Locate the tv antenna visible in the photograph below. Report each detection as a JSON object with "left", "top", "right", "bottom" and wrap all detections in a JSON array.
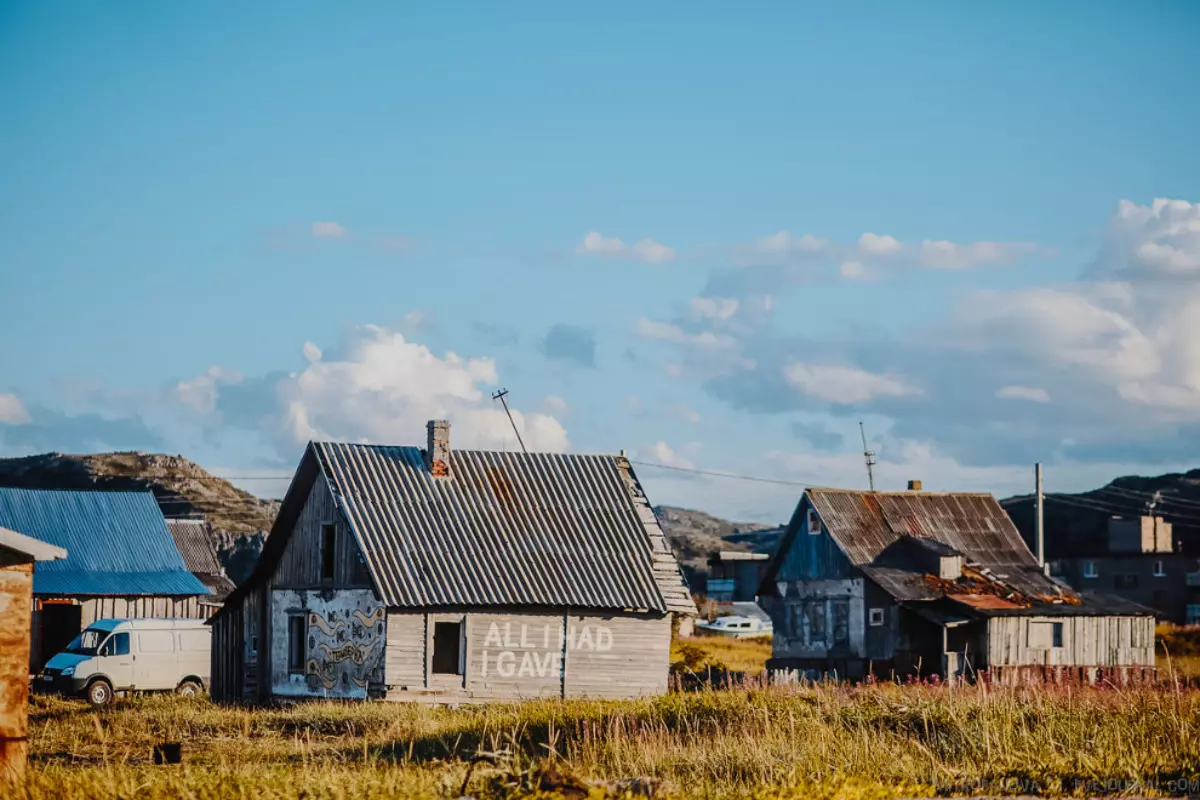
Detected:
[
  {"left": 859, "top": 421, "right": 876, "bottom": 492},
  {"left": 491, "top": 388, "right": 527, "bottom": 453}
]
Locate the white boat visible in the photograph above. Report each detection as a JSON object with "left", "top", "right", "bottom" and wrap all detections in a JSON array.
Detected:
[{"left": 694, "top": 614, "right": 773, "bottom": 639}]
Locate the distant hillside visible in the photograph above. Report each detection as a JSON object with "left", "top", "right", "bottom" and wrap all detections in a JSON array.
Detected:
[
  {"left": 1005, "top": 469, "right": 1200, "bottom": 558},
  {"left": 0, "top": 451, "right": 277, "bottom": 583},
  {"left": 653, "top": 505, "right": 785, "bottom": 587}
]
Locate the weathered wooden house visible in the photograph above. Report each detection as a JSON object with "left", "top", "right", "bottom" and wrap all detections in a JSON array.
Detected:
[
  {"left": 209, "top": 420, "right": 695, "bottom": 704},
  {"left": 166, "top": 518, "right": 237, "bottom": 609},
  {"left": 760, "top": 486, "right": 1156, "bottom": 683},
  {"left": 0, "top": 526, "right": 65, "bottom": 781},
  {"left": 0, "top": 488, "right": 211, "bottom": 671}
]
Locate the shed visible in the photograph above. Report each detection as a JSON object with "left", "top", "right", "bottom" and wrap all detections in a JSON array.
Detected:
[
  {"left": 0, "top": 526, "right": 66, "bottom": 782},
  {"left": 0, "top": 488, "right": 211, "bottom": 672},
  {"left": 760, "top": 486, "right": 1157, "bottom": 683},
  {"left": 166, "top": 518, "right": 237, "bottom": 606},
  {"left": 209, "top": 420, "right": 695, "bottom": 704}
]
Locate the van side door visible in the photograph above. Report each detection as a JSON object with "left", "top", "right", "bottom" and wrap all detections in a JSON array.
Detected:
[
  {"left": 133, "top": 630, "right": 178, "bottom": 690},
  {"left": 96, "top": 632, "right": 134, "bottom": 689},
  {"left": 177, "top": 628, "right": 211, "bottom": 683}
]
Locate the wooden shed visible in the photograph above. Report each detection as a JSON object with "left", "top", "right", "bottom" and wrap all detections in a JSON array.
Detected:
[
  {"left": 209, "top": 420, "right": 695, "bottom": 704},
  {"left": 0, "top": 526, "right": 66, "bottom": 783},
  {"left": 0, "top": 488, "right": 212, "bottom": 672},
  {"left": 760, "top": 487, "right": 1157, "bottom": 683}
]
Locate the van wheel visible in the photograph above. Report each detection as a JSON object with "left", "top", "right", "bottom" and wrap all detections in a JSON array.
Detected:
[
  {"left": 176, "top": 679, "right": 203, "bottom": 698},
  {"left": 86, "top": 679, "right": 113, "bottom": 707}
]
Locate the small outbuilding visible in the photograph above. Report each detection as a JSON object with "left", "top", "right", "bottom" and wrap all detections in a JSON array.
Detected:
[
  {"left": 0, "top": 488, "right": 211, "bottom": 672},
  {"left": 0, "top": 526, "right": 66, "bottom": 783},
  {"left": 166, "top": 518, "right": 237, "bottom": 610},
  {"left": 760, "top": 486, "right": 1157, "bottom": 683},
  {"left": 209, "top": 420, "right": 695, "bottom": 704}
]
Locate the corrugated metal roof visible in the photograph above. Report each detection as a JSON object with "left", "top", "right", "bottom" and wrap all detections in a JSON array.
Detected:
[
  {"left": 0, "top": 488, "right": 209, "bottom": 597},
  {"left": 312, "top": 442, "right": 694, "bottom": 613},
  {"left": 166, "top": 519, "right": 225, "bottom": 575}
]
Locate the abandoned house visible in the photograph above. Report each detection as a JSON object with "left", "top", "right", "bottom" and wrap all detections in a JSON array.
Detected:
[
  {"left": 166, "top": 518, "right": 237, "bottom": 609},
  {"left": 759, "top": 485, "right": 1157, "bottom": 683},
  {"left": 1049, "top": 515, "right": 1197, "bottom": 623},
  {"left": 0, "top": 488, "right": 211, "bottom": 672},
  {"left": 208, "top": 420, "right": 696, "bottom": 704}
]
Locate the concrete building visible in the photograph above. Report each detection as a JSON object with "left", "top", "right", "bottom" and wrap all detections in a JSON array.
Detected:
[
  {"left": 0, "top": 526, "right": 65, "bottom": 783},
  {"left": 760, "top": 486, "right": 1156, "bottom": 683},
  {"left": 209, "top": 420, "right": 695, "bottom": 704},
  {"left": 1050, "top": 516, "right": 1196, "bottom": 623},
  {"left": 0, "top": 488, "right": 211, "bottom": 672}
]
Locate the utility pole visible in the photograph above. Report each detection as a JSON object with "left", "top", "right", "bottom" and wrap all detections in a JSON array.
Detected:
[
  {"left": 491, "top": 389, "right": 527, "bottom": 453},
  {"left": 859, "top": 422, "right": 876, "bottom": 492},
  {"left": 1035, "top": 462, "right": 1046, "bottom": 575}
]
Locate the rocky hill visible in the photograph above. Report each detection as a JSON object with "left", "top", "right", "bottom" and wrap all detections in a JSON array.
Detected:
[
  {"left": 653, "top": 505, "right": 784, "bottom": 586},
  {"left": 0, "top": 451, "right": 276, "bottom": 583}
]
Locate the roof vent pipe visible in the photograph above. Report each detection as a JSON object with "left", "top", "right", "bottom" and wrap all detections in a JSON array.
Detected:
[
  {"left": 907, "top": 480, "right": 923, "bottom": 491},
  {"left": 426, "top": 420, "right": 451, "bottom": 478}
]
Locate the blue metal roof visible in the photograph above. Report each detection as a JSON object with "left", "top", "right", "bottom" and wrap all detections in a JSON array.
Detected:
[{"left": 0, "top": 487, "right": 210, "bottom": 597}]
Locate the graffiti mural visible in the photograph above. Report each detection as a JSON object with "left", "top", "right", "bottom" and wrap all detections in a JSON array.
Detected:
[{"left": 271, "top": 589, "right": 385, "bottom": 698}]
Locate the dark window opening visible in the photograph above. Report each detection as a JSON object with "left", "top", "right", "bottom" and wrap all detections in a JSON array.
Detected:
[
  {"left": 100, "top": 632, "right": 130, "bottom": 657},
  {"left": 321, "top": 523, "right": 336, "bottom": 582},
  {"left": 1114, "top": 574, "right": 1139, "bottom": 590},
  {"left": 832, "top": 600, "right": 849, "bottom": 645},
  {"left": 807, "top": 602, "right": 826, "bottom": 645},
  {"left": 432, "top": 621, "right": 462, "bottom": 675},
  {"left": 1051, "top": 622, "right": 1064, "bottom": 649},
  {"left": 288, "top": 616, "right": 306, "bottom": 673}
]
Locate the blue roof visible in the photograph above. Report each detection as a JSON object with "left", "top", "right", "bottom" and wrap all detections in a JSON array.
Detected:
[{"left": 0, "top": 488, "right": 210, "bottom": 597}]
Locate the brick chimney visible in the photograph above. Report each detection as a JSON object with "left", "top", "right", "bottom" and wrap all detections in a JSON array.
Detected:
[
  {"left": 426, "top": 419, "right": 451, "bottom": 477},
  {"left": 907, "top": 479, "right": 923, "bottom": 491}
]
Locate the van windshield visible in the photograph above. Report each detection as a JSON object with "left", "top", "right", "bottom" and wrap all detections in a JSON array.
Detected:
[{"left": 65, "top": 628, "right": 108, "bottom": 656}]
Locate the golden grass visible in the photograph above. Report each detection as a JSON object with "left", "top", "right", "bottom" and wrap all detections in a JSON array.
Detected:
[
  {"left": 671, "top": 635, "right": 773, "bottom": 674},
  {"left": 16, "top": 678, "right": 1200, "bottom": 799}
]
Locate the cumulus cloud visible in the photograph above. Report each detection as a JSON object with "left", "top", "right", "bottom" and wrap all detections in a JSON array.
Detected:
[
  {"left": 542, "top": 324, "right": 597, "bottom": 367},
  {"left": 173, "top": 368, "right": 244, "bottom": 415},
  {"left": 542, "top": 395, "right": 568, "bottom": 414},
  {"left": 858, "top": 233, "right": 902, "bottom": 256},
  {"left": 0, "top": 394, "right": 31, "bottom": 426},
  {"left": 918, "top": 239, "right": 1036, "bottom": 269},
  {"left": 575, "top": 232, "right": 676, "bottom": 264},
  {"left": 635, "top": 318, "right": 736, "bottom": 349},
  {"left": 757, "top": 231, "right": 828, "bottom": 256},
  {"left": 1093, "top": 198, "right": 1200, "bottom": 279},
  {"left": 689, "top": 296, "right": 740, "bottom": 322},
  {"left": 783, "top": 363, "right": 922, "bottom": 405},
  {"left": 996, "top": 385, "right": 1051, "bottom": 403},
  {"left": 641, "top": 440, "right": 695, "bottom": 470},
  {"left": 311, "top": 221, "right": 348, "bottom": 239}
]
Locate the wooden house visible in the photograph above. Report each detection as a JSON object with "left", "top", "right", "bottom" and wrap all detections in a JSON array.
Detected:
[
  {"left": 166, "top": 518, "right": 237, "bottom": 610},
  {"left": 0, "top": 488, "right": 212, "bottom": 672},
  {"left": 760, "top": 486, "right": 1156, "bottom": 683},
  {"left": 0, "top": 526, "right": 65, "bottom": 782},
  {"left": 209, "top": 420, "right": 695, "bottom": 704}
]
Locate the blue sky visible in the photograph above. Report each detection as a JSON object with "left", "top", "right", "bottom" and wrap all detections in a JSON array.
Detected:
[{"left": 2, "top": 2, "right": 1199, "bottom": 521}]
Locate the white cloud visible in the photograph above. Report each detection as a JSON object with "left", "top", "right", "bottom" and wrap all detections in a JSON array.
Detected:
[
  {"left": 918, "top": 239, "right": 1035, "bottom": 269},
  {"left": 0, "top": 394, "right": 31, "bottom": 426},
  {"left": 642, "top": 440, "right": 695, "bottom": 470},
  {"left": 858, "top": 233, "right": 902, "bottom": 256},
  {"left": 635, "top": 318, "right": 736, "bottom": 349},
  {"left": 271, "top": 325, "right": 569, "bottom": 452},
  {"left": 996, "top": 385, "right": 1051, "bottom": 403},
  {"left": 839, "top": 260, "right": 868, "bottom": 280},
  {"left": 1097, "top": 198, "right": 1200, "bottom": 278},
  {"left": 302, "top": 342, "right": 323, "bottom": 364},
  {"left": 575, "top": 232, "right": 676, "bottom": 264},
  {"left": 173, "top": 367, "right": 244, "bottom": 415},
  {"left": 783, "top": 362, "right": 921, "bottom": 405},
  {"left": 757, "top": 231, "right": 828, "bottom": 256},
  {"left": 541, "top": 395, "right": 568, "bottom": 414},
  {"left": 689, "top": 296, "right": 740, "bottom": 321},
  {"left": 311, "top": 221, "right": 348, "bottom": 239}
]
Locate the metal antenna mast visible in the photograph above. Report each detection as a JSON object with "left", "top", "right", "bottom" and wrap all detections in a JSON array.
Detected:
[
  {"left": 491, "top": 388, "right": 527, "bottom": 453},
  {"left": 859, "top": 421, "right": 876, "bottom": 492}
]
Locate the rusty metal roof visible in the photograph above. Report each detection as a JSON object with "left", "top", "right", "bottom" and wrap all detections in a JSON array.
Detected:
[
  {"left": 950, "top": 593, "right": 1021, "bottom": 610},
  {"left": 166, "top": 519, "right": 224, "bottom": 576},
  {"left": 219, "top": 442, "right": 695, "bottom": 615},
  {"left": 807, "top": 489, "right": 1038, "bottom": 568}
]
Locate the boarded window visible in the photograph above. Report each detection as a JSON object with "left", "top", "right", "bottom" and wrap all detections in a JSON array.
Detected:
[
  {"left": 432, "top": 621, "right": 462, "bottom": 675},
  {"left": 100, "top": 632, "right": 129, "bottom": 656},
  {"left": 806, "top": 602, "right": 826, "bottom": 645},
  {"left": 1028, "top": 621, "right": 1053, "bottom": 649},
  {"left": 868, "top": 607, "right": 885, "bottom": 627},
  {"left": 321, "top": 523, "right": 336, "bottom": 582},
  {"left": 179, "top": 630, "right": 210, "bottom": 652},
  {"left": 832, "top": 600, "right": 850, "bottom": 645},
  {"left": 139, "top": 631, "right": 175, "bottom": 653},
  {"left": 287, "top": 615, "right": 306, "bottom": 673}
]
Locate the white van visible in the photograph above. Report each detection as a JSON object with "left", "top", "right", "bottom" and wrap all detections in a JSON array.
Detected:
[{"left": 37, "top": 618, "right": 211, "bottom": 706}]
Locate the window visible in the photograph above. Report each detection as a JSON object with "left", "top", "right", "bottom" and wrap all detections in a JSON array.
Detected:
[
  {"left": 321, "top": 523, "right": 336, "bottom": 582},
  {"left": 432, "top": 621, "right": 463, "bottom": 675},
  {"left": 1154, "top": 560, "right": 1166, "bottom": 577},
  {"left": 100, "top": 632, "right": 129, "bottom": 657},
  {"left": 832, "top": 600, "right": 850, "bottom": 645},
  {"left": 139, "top": 631, "right": 175, "bottom": 653},
  {"left": 1083, "top": 561, "right": 1098, "bottom": 579},
  {"left": 287, "top": 615, "right": 306, "bottom": 673},
  {"left": 250, "top": 635, "right": 258, "bottom": 655},
  {"left": 868, "top": 607, "right": 885, "bottom": 627},
  {"left": 807, "top": 509, "right": 821, "bottom": 535},
  {"left": 1051, "top": 622, "right": 1064, "bottom": 649},
  {"left": 806, "top": 602, "right": 826, "bottom": 645},
  {"left": 1114, "top": 574, "right": 1139, "bottom": 590}
]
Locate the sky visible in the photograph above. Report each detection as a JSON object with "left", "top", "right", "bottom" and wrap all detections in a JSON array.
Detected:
[{"left": 2, "top": 2, "right": 1200, "bottom": 522}]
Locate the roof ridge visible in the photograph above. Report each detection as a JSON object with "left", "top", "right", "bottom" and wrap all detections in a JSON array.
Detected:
[{"left": 310, "top": 441, "right": 624, "bottom": 459}]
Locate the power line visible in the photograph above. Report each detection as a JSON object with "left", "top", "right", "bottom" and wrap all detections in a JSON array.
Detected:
[{"left": 627, "top": 459, "right": 810, "bottom": 487}]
